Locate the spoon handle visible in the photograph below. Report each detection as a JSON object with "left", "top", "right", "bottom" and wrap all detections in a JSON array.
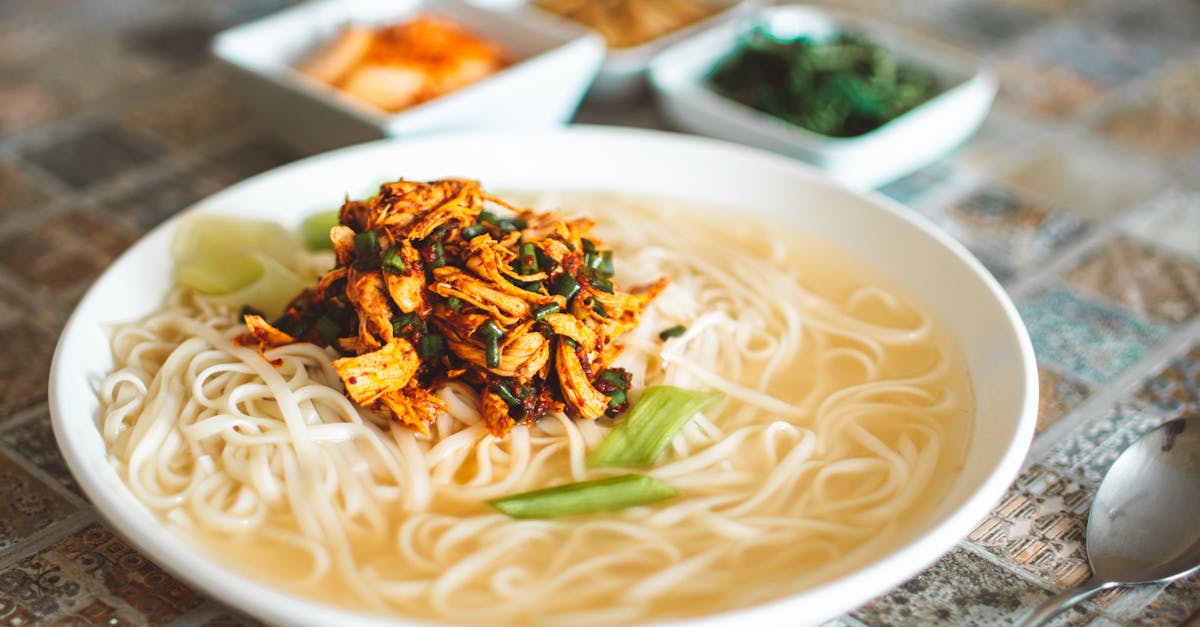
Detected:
[{"left": 1012, "top": 578, "right": 1116, "bottom": 627}]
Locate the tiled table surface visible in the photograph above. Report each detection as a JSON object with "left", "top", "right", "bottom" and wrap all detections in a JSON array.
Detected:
[{"left": 2, "top": 0, "right": 1200, "bottom": 625}]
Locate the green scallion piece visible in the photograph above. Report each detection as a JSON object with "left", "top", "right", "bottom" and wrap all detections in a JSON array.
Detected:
[
  {"left": 589, "top": 386, "right": 725, "bottom": 468},
  {"left": 498, "top": 218, "right": 527, "bottom": 233},
  {"left": 597, "top": 250, "right": 614, "bottom": 277},
  {"left": 392, "top": 311, "right": 422, "bottom": 336},
  {"left": 354, "top": 231, "right": 379, "bottom": 264},
  {"left": 429, "top": 239, "right": 446, "bottom": 269},
  {"left": 518, "top": 242, "right": 539, "bottom": 275},
  {"left": 493, "top": 379, "right": 521, "bottom": 408},
  {"left": 477, "top": 319, "right": 504, "bottom": 369},
  {"left": 478, "top": 209, "right": 498, "bottom": 224},
  {"left": 381, "top": 248, "right": 407, "bottom": 273},
  {"left": 658, "top": 325, "right": 687, "bottom": 340},
  {"left": 298, "top": 210, "right": 340, "bottom": 251},
  {"left": 487, "top": 474, "right": 678, "bottom": 519},
  {"left": 313, "top": 315, "right": 341, "bottom": 345},
  {"left": 446, "top": 296, "right": 463, "bottom": 311},
  {"left": 551, "top": 274, "right": 580, "bottom": 301},
  {"left": 533, "top": 303, "right": 561, "bottom": 321},
  {"left": 418, "top": 332, "right": 445, "bottom": 361},
  {"left": 461, "top": 223, "right": 489, "bottom": 240}
]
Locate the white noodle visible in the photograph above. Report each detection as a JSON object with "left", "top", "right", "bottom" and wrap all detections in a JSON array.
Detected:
[{"left": 99, "top": 193, "right": 971, "bottom": 625}]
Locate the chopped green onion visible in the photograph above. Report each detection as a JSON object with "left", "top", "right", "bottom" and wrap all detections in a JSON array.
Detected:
[
  {"left": 381, "top": 248, "right": 407, "bottom": 273},
  {"left": 298, "top": 210, "right": 340, "bottom": 251},
  {"left": 477, "top": 319, "right": 505, "bottom": 369},
  {"left": 518, "top": 242, "right": 539, "bottom": 275},
  {"left": 533, "top": 303, "right": 560, "bottom": 321},
  {"left": 497, "top": 218, "right": 527, "bottom": 233},
  {"left": 354, "top": 231, "right": 379, "bottom": 265},
  {"left": 581, "top": 238, "right": 597, "bottom": 255},
  {"left": 589, "top": 386, "right": 725, "bottom": 468},
  {"left": 551, "top": 273, "right": 580, "bottom": 301},
  {"left": 658, "top": 325, "right": 687, "bottom": 340},
  {"left": 487, "top": 474, "right": 678, "bottom": 519},
  {"left": 418, "top": 332, "right": 445, "bottom": 361},
  {"left": 461, "top": 223, "right": 489, "bottom": 240},
  {"left": 478, "top": 209, "right": 498, "bottom": 224},
  {"left": 592, "top": 299, "right": 607, "bottom": 317},
  {"left": 392, "top": 311, "right": 422, "bottom": 336},
  {"left": 597, "top": 250, "right": 614, "bottom": 277},
  {"left": 314, "top": 315, "right": 341, "bottom": 344},
  {"left": 429, "top": 239, "right": 446, "bottom": 269},
  {"left": 493, "top": 379, "right": 521, "bottom": 408},
  {"left": 445, "top": 296, "right": 463, "bottom": 311}
]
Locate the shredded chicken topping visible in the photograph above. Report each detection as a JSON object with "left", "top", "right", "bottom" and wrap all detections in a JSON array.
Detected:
[{"left": 237, "top": 179, "right": 667, "bottom": 438}]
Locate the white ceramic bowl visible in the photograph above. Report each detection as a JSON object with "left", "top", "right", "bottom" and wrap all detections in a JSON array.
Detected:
[
  {"left": 212, "top": 0, "right": 605, "bottom": 154},
  {"left": 649, "top": 5, "right": 997, "bottom": 189},
  {"left": 49, "top": 127, "right": 1037, "bottom": 627}
]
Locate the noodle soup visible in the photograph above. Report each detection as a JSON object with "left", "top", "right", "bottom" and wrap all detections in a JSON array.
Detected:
[{"left": 99, "top": 192, "right": 971, "bottom": 625}]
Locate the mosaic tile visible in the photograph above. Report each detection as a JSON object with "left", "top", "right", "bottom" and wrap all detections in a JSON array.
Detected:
[
  {"left": 0, "top": 413, "right": 83, "bottom": 497},
  {"left": 878, "top": 160, "right": 962, "bottom": 207},
  {"left": 125, "top": 18, "right": 225, "bottom": 68},
  {"left": 34, "top": 34, "right": 171, "bottom": 112},
  {"left": 0, "top": 207, "right": 137, "bottom": 290},
  {"left": 1136, "top": 343, "right": 1200, "bottom": 417},
  {"left": 1014, "top": 21, "right": 1165, "bottom": 88},
  {"left": 47, "top": 597, "right": 136, "bottom": 627},
  {"left": 0, "top": 160, "right": 50, "bottom": 217},
  {"left": 0, "top": 72, "right": 71, "bottom": 135},
  {"left": 201, "top": 610, "right": 264, "bottom": 626},
  {"left": 1096, "top": 61, "right": 1200, "bottom": 158},
  {"left": 1121, "top": 192, "right": 1200, "bottom": 265},
  {"left": 852, "top": 546, "right": 1084, "bottom": 625},
  {"left": 1123, "top": 575, "right": 1200, "bottom": 627},
  {"left": 917, "top": 0, "right": 1042, "bottom": 49},
  {"left": 21, "top": 122, "right": 164, "bottom": 191},
  {"left": 993, "top": 58, "right": 1105, "bottom": 121},
  {"left": 1065, "top": 235, "right": 1200, "bottom": 325},
  {"left": 1002, "top": 141, "right": 1164, "bottom": 222},
  {"left": 1040, "top": 403, "right": 1167, "bottom": 485},
  {"left": 1036, "top": 366, "right": 1090, "bottom": 434},
  {"left": 0, "top": 319, "right": 56, "bottom": 420},
  {"left": 100, "top": 166, "right": 224, "bottom": 231},
  {"left": 1083, "top": 0, "right": 1200, "bottom": 53},
  {"left": 969, "top": 464, "right": 1091, "bottom": 587},
  {"left": 120, "top": 73, "right": 251, "bottom": 150},
  {"left": 936, "top": 184, "right": 1090, "bottom": 283},
  {"left": 0, "top": 451, "right": 77, "bottom": 550},
  {"left": 203, "top": 134, "right": 309, "bottom": 187},
  {"left": 1018, "top": 289, "right": 1169, "bottom": 384},
  {"left": 951, "top": 108, "right": 1046, "bottom": 169},
  {"left": 0, "top": 523, "right": 204, "bottom": 624}
]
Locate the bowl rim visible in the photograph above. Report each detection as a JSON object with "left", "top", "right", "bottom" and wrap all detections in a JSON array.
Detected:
[{"left": 49, "top": 125, "right": 1038, "bottom": 627}]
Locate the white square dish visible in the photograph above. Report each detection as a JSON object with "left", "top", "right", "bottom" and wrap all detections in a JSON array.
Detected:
[
  {"left": 648, "top": 5, "right": 997, "bottom": 189},
  {"left": 212, "top": 0, "right": 605, "bottom": 154}
]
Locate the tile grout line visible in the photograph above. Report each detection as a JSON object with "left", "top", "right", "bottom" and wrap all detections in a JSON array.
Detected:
[{"left": 0, "top": 510, "right": 96, "bottom": 572}]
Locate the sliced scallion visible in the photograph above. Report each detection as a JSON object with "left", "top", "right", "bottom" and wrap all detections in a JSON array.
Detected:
[
  {"left": 589, "top": 386, "right": 725, "bottom": 468},
  {"left": 487, "top": 474, "right": 678, "bottom": 519},
  {"left": 381, "top": 248, "right": 407, "bottom": 273},
  {"left": 477, "top": 319, "right": 505, "bottom": 369}
]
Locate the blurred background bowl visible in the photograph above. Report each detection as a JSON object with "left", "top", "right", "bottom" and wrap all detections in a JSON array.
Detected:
[
  {"left": 649, "top": 4, "right": 997, "bottom": 189},
  {"left": 212, "top": 0, "right": 605, "bottom": 154}
]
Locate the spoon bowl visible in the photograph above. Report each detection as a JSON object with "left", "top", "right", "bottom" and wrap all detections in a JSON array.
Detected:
[{"left": 1016, "top": 415, "right": 1200, "bottom": 626}]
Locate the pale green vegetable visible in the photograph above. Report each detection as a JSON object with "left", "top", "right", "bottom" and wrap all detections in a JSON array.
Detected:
[
  {"left": 299, "top": 210, "right": 340, "bottom": 251},
  {"left": 171, "top": 214, "right": 307, "bottom": 318},
  {"left": 589, "top": 386, "right": 725, "bottom": 468},
  {"left": 487, "top": 474, "right": 678, "bottom": 519}
]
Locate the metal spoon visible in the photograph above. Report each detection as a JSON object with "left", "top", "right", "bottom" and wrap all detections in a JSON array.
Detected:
[{"left": 1015, "top": 415, "right": 1200, "bottom": 626}]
